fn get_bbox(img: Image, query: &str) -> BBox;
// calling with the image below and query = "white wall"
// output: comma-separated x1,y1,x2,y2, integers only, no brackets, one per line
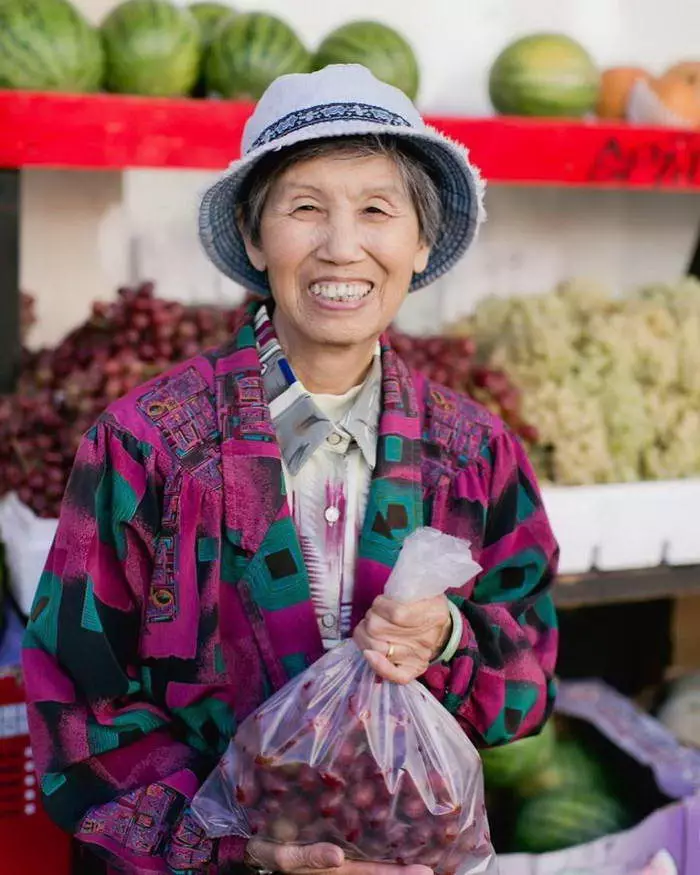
21,0,700,345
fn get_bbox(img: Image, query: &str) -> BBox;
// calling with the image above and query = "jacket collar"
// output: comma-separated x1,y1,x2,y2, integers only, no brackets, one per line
253,304,381,474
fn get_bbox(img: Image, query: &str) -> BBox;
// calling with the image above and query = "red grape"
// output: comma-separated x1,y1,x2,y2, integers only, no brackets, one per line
348,781,375,809
318,790,343,818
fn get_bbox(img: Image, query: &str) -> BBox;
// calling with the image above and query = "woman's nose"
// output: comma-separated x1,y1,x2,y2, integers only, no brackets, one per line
315,212,365,264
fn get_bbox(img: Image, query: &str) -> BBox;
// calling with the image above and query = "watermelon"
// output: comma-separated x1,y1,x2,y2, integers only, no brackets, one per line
206,12,310,100
489,33,601,117
481,719,556,790
189,1,232,46
101,0,202,97
188,2,232,96
520,738,608,798
314,21,419,101
513,788,632,853
0,0,104,92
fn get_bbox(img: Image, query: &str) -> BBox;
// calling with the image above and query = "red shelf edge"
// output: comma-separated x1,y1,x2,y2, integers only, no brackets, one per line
2,90,700,190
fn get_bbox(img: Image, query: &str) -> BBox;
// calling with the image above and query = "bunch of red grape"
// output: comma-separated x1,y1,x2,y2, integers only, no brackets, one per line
226,739,487,874
0,284,535,519
0,283,250,518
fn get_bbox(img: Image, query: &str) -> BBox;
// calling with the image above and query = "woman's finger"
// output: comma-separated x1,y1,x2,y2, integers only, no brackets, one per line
296,861,433,875
364,612,431,659
269,841,345,872
364,610,394,641
362,650,426,684
371,595,425,628
355,623,431,666
340,861,433,875
352,619,372,652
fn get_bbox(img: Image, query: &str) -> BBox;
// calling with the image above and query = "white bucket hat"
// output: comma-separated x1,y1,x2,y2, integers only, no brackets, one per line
199,63,485,294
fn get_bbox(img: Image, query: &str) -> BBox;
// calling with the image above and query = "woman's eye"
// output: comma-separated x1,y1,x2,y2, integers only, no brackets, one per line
365,206,387,215
294,204,318,213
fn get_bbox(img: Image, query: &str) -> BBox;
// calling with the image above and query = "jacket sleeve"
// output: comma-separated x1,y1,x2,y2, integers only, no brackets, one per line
423,428,559,747
21,421,246,873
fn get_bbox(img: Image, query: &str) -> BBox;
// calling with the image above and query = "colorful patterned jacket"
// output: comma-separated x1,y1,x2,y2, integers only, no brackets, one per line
22,308,559,874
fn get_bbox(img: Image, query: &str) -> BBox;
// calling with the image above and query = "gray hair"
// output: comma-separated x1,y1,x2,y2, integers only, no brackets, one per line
237,134,443,249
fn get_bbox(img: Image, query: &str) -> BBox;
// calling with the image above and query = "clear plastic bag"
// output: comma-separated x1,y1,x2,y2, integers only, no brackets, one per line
192,528,497,874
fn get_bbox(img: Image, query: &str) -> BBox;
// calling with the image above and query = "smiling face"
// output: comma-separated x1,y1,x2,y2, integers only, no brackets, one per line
241,151,431,354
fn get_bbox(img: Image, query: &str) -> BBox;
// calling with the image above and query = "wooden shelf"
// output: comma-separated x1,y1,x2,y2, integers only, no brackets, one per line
2,90,700,189
555,565,700,608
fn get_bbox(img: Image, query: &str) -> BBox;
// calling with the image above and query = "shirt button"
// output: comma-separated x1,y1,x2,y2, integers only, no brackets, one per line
327,433,342,446
322,612,336,629
324,506,340,524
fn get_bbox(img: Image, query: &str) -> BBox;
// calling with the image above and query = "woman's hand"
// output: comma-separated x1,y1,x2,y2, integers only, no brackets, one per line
245,838,432,875
352,594,452,684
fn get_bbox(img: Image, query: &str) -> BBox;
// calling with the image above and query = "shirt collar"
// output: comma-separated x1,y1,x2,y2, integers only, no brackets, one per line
254,304,381,475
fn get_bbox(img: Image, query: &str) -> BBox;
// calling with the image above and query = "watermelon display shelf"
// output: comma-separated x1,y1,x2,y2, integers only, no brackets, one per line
1,89,700,188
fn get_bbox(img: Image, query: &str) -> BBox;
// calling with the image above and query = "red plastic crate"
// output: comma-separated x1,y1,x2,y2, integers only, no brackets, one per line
0,670,71,875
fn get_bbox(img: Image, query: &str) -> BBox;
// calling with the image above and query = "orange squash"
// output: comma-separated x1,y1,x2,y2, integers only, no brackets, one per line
650,72,700,126
596,66,650,119
664,60,700,90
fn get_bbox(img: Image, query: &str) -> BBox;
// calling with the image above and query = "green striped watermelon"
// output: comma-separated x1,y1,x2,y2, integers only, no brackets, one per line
489,33,600,117
189,1,232,46
188,1,233,96
206,12,310,100
313,21,420,101
0,0,104,92
521,738,608,798
513,788,632,853
481,719,556,790
101,0,202,97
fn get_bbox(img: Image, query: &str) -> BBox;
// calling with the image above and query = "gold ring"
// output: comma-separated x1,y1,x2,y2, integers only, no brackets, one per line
386,643,396,661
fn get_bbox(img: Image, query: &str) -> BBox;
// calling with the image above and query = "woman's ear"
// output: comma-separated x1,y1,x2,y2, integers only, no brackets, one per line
413,240,431,275
237,208,267,272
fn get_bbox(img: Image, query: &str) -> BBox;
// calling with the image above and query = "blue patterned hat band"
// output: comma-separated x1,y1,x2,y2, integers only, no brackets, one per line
198,64,486,296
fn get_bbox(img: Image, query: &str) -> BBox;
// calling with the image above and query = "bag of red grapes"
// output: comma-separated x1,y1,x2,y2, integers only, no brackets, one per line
192,528,497,874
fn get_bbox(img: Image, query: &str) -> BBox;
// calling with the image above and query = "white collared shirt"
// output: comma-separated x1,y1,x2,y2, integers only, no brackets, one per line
283,381,379,650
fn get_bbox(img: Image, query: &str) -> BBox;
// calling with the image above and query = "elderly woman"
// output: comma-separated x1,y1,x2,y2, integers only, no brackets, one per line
22,64,558,875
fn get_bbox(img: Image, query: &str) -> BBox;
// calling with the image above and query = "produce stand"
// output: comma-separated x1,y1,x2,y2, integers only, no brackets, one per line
2,89,700,607
2,87,700,874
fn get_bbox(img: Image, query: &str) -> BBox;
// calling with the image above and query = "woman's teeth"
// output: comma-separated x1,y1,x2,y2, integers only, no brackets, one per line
309,282,373,302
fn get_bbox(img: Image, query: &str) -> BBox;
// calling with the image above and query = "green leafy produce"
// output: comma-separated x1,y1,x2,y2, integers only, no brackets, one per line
489,33,600,117
206,12,310,100
101,0,201,96
0,0,104,92
453,277,700,484
313,20,420,101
